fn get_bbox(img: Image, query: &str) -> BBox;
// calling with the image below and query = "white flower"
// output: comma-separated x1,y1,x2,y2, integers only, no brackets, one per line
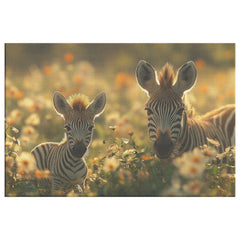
16,152,37,174
25,113,40,126
173,148,208,179
103,157,120,172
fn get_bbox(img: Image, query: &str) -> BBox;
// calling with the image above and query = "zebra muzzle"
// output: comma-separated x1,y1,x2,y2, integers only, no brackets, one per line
71,139,87,158
154,130,173,159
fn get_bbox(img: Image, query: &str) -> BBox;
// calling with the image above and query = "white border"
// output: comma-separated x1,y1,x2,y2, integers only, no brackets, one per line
1,1,239,240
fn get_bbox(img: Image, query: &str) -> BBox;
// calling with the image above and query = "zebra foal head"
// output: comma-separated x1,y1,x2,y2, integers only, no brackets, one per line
136,60,197,159
53,91,106,158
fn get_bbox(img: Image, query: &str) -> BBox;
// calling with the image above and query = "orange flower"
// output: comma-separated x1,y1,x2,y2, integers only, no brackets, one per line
115,73,133,89
192,156,201,163
190,166,197,174
17,169,26,178
34,169,43,179
43,65,52,75
16,90,24,99
194,59,206,69
141,154,152,161
64,53,74,63
73,75,83,84
6,86,24,99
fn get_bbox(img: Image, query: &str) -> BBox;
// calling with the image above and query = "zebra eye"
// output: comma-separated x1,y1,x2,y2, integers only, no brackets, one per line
145,108,153,115
64,125,71,131
88,125,94,131
176,108,184,115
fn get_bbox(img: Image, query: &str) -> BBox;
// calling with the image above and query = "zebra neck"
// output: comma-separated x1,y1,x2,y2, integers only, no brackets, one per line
60,140,85,162
177,113,209,154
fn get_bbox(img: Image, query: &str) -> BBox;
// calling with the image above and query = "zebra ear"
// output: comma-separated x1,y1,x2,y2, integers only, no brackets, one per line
136,60,159,96
173,61,197,97
87,91,106,117
53,91,72,117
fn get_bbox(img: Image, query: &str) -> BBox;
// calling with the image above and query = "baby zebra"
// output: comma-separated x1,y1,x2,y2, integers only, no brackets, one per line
31,91,106,192
136,60,235,160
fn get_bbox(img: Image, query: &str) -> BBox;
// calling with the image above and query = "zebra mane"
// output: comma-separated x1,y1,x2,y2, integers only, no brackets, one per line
67,93,90,112
158,63,174,88
183,94,197,118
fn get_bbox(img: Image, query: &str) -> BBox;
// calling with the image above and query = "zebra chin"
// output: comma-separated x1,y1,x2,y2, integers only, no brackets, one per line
71,141,87,158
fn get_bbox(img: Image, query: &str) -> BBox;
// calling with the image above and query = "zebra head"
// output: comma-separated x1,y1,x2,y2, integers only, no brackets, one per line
136,60,197,159
53,91,106,158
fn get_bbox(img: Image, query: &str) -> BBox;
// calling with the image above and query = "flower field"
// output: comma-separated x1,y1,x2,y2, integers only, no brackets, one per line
5,44,235,197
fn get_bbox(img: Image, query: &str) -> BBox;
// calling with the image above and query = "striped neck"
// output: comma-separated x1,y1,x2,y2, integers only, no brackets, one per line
61,139,85,161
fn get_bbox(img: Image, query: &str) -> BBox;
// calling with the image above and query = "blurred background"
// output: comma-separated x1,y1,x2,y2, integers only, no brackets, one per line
6,43,235,74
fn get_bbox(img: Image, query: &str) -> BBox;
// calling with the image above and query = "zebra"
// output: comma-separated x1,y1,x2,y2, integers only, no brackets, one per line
136,60,235,160
31,91,106,193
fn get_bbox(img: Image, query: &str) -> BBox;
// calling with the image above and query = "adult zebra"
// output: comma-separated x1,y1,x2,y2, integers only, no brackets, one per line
136,60,235,160
31,91,106,193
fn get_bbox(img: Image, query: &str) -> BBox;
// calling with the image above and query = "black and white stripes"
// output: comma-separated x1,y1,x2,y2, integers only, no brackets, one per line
136,60,235,159
31,91,106,192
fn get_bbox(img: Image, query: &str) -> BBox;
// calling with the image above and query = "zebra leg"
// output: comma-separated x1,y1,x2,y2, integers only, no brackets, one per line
73,178,86,193
51,176,67,194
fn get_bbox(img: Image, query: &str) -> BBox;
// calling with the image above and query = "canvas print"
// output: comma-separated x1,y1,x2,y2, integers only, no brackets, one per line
5,44,235,196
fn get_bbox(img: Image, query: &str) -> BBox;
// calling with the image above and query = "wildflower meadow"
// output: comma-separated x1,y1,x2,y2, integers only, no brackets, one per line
5,44,235,197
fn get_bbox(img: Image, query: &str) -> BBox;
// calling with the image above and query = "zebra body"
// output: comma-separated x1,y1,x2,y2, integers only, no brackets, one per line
32,91,106,192
177,104,235,156
32,141,88,191
136,60,235,159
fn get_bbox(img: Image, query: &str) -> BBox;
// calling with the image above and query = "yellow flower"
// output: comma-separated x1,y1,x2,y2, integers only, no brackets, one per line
25,113,40,126
16,152,37,174
34,169,44,179
6,109,22,125
103,157,120,172
6,86,24,99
